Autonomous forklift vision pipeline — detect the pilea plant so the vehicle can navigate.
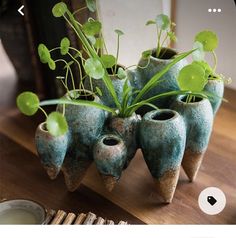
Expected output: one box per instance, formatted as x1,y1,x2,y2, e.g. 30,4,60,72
192,30,231,83
145,14,177,59
17,2,213,137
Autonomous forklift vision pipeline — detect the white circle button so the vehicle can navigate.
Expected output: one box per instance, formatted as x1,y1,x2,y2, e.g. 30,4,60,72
198,187,226,215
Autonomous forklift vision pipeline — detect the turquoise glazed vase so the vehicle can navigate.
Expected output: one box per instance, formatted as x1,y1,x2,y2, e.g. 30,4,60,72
171,96,214,182
93,134,127,191
106,113,141,168
35,90,107,192
204,79,224,115
139,109,186,203
35,122,68,179
134,48,188,108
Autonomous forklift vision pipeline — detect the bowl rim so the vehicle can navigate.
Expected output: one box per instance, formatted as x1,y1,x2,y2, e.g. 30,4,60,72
0,198,47,224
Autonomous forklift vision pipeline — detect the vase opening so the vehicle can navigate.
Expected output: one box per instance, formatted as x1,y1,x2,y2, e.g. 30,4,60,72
152,111,175,121
103,137,119,146
152,48,177,60
77,92,95,101
180,96,203,103
208,74,217,80
106,64,124,75
39,122,48,132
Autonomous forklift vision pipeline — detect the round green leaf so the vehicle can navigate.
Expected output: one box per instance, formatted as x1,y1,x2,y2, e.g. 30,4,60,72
52,2,67,17
16,92,39,116
117,67,127,79
60,37,70,55
46,112,68,137
142,50,152,59
192,41,205,61
155,14,170,30
85,0,96,12
82,20,101,36
115,29,124,36
84,58,105,79
177,63,207,91
48,59,56,70
38,44,51,64
195,30,218,52
192,61,213,78
100,54,116,68
145,20,156,26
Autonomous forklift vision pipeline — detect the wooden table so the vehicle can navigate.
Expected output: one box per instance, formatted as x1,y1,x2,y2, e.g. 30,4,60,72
0,89,236,224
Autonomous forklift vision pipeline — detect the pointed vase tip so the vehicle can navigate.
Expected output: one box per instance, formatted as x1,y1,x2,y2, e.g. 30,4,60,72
101,175,118,192
153,168,180,204
182,150,205,182
44,166,60,180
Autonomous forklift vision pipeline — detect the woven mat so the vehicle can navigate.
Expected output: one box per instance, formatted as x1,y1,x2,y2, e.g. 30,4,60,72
45,209,128,225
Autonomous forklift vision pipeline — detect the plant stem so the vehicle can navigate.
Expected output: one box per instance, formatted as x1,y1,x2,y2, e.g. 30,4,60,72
39,106,48,118
212,50,217,73
114,34,120,74
156,28,162,57
73,6,87,15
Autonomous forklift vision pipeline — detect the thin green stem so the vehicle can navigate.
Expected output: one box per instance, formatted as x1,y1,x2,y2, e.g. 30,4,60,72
156,28,162,57
39,106,48,118
114,35,120,74
68,52,83,85
212,51,217,73
73,6,87,15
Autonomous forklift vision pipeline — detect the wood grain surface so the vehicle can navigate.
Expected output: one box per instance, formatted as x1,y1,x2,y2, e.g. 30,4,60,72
0,89,235,224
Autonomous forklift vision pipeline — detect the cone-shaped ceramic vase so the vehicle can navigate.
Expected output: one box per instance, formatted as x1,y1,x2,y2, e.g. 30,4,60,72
139,109,186,203
133,48,188,109
93,134,127,191
35,122,68,179
171,96,213,182
36,90,106,191
204,79,224,115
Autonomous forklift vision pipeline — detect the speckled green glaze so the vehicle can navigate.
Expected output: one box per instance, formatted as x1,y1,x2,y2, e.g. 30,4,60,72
139,109,186,179
133,48,188,108
171,96,213,153
204,79,224,115
106,113,141,167
35,122,68,179
93,134,127,179
84,75,129,108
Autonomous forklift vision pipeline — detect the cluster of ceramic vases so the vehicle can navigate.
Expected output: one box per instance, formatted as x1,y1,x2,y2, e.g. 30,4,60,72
35,48,224,203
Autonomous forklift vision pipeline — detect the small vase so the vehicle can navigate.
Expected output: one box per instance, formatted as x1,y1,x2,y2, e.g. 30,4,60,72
35,122,68,179
204,79,224,115
56,90,106,191
139,109,186,203
136,48,188,109
93,134,127,191
107,113,141,168
171,96,214,182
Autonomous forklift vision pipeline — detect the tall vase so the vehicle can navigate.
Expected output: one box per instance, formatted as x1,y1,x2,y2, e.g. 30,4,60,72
204,79,224,115
171,96,214,182
35,122,68,179
93,134,127,191
55,90,106,191
139,109,186,203
106,113,141,168
132,48,188,109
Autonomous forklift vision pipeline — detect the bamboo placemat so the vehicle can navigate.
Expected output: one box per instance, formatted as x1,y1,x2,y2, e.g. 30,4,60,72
45,209,128,225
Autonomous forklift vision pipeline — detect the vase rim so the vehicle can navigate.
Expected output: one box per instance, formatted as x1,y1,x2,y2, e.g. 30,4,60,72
144,109,179,122
176,95,207,106
150,47,178,62
100,134,123,147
